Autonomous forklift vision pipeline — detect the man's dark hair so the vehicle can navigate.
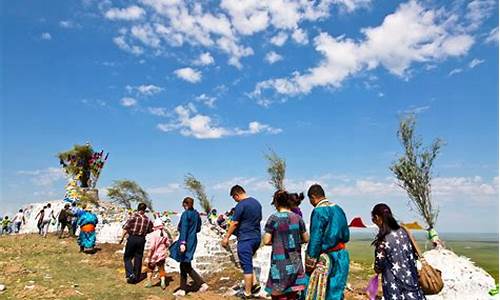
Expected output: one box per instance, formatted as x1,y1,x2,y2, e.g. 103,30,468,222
307,184,325,199
19,209,23,213
137,202,147,212
47,203,51,208
71,202,76,207
230,185,246,196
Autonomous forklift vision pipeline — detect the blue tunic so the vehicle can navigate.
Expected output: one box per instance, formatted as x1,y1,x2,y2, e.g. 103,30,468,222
77,211,98,249
170,209,201,262
306,202,350,300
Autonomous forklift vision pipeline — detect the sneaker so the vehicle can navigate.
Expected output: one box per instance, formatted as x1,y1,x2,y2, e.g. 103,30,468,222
198,283,209,292
173,289,186,297
251,283,261,295
144,282,153,288
160,277,166,290
236,291,253,299
126,275,137,284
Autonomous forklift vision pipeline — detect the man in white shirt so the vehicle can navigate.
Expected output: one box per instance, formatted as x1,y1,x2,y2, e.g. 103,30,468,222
41,203,55,237
12,209,26,233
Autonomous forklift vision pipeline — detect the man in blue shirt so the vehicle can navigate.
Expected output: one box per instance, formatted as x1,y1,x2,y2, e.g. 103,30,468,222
221,185,262,298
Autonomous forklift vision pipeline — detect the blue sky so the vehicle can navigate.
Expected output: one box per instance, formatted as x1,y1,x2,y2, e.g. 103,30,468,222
1,0,498,233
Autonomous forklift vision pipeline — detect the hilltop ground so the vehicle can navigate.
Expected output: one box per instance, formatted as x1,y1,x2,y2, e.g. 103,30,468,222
0,234,372,300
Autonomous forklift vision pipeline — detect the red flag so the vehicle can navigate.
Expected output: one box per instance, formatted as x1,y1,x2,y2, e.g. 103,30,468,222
349,217,367,228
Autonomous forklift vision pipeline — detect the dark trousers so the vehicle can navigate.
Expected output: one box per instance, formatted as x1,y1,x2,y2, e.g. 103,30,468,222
180,262,204,291
124,235,146,281
59,221,71,237
71,220,78,235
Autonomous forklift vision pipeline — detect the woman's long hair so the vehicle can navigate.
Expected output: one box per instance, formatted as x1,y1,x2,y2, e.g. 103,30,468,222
371,203,400,246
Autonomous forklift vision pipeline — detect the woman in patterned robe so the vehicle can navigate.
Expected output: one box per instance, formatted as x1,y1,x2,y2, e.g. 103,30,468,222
77,208,98,253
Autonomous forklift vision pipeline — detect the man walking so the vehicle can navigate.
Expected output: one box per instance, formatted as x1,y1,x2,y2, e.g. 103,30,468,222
12,209,26,233
41,203,55,237
304,184,350,300
57,204,73,238
221,185,262,298
120,203,153,284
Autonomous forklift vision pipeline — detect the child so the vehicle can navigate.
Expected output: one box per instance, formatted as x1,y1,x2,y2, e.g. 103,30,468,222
263,190,309,300
145,218,171,289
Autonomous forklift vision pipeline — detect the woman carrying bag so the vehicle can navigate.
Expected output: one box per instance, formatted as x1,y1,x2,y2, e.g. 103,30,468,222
371,203,427,300
169,197,209,297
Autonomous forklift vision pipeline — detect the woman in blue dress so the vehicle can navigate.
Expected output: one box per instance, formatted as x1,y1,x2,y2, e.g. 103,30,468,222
372,203,425,300
305,184,350,300
170,197,208,297
77,207,98,253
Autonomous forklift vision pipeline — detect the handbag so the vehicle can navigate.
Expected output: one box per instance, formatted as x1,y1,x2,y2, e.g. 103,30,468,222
402,226,444,295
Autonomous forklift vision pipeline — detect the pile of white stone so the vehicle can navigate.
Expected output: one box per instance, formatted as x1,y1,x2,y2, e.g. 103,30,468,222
424,248,497,300
18,200,127,244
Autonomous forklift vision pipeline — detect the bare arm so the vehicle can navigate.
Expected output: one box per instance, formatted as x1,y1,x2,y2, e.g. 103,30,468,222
262,232,272,245
224,221,239,240
301,232,310,243
119,229,128,244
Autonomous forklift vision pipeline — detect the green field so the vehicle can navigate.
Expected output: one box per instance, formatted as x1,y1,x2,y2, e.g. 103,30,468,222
348,231,499,283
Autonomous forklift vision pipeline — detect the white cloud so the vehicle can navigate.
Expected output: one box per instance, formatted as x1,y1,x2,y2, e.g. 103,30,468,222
17,167,65,187
403,105,430,114
147,107,169,116
235,121,283,135
105,5,145,21
270,31,288,46
41,32,52,40
131,24,161,48
448,68,463,76
485,27,498,44
327,175,498,203
148,183,182,195
432,176,499,201
126,84,164,96
156,104,281,139
465,0,496,31
196,94,217,108
59,20,77,28
264,51,283,64
291,28,308,45
193,52,215,66
213,177,271,192
174,67,202,83
105,0,368,68
120,97,137,107
252,1,475,101
468,58,484,68
113,35,144,55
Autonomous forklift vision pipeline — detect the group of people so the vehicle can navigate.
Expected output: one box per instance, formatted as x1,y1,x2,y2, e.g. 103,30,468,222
3,181,426,300
32,202,99,253
0,209,26,235
118,183,426,299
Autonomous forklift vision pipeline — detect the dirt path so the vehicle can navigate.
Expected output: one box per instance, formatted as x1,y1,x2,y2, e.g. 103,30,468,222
0,234,374,299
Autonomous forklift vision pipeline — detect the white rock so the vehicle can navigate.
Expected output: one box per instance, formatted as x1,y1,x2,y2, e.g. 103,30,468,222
423,248,497,300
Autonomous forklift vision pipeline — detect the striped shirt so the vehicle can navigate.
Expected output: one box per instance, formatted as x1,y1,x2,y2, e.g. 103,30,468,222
123,213,153,236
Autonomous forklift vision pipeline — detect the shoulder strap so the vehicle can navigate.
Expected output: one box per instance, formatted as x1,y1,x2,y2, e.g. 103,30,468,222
401,225,423,259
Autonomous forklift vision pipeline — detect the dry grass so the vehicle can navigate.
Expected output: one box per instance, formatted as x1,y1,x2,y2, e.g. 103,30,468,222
0,234,374,299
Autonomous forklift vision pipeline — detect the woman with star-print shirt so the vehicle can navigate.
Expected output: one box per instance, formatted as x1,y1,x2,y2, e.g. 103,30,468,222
371,203,426,300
